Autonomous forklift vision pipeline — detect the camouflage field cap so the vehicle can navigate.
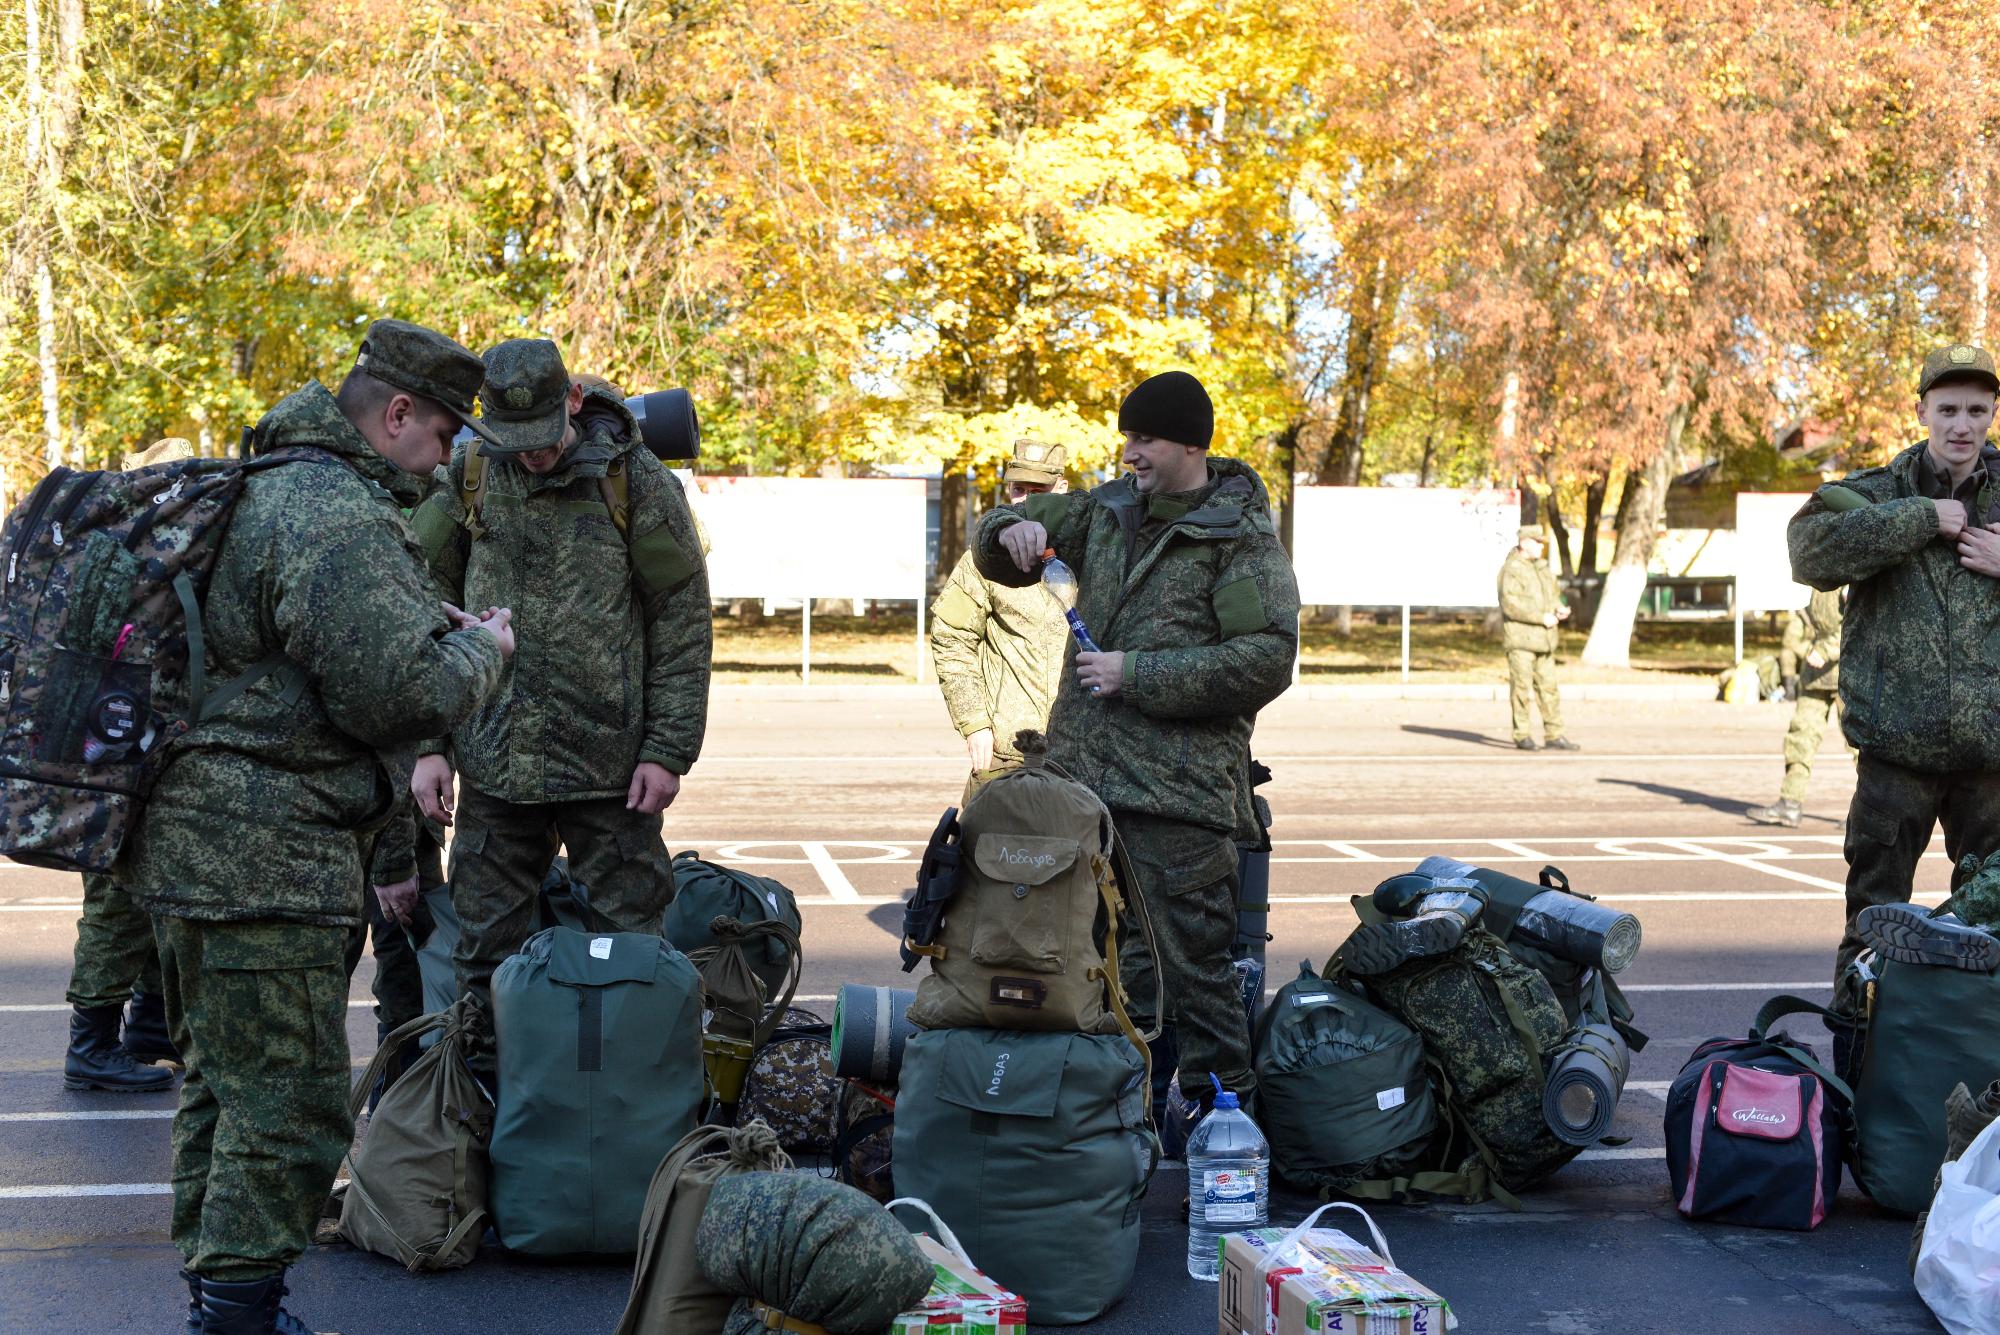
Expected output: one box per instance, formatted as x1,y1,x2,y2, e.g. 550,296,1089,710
477,338,572,454
1919,343,2000,396
1518,525,1545,544
122,437,195,471
352,319,503,447
1003,437,1067,485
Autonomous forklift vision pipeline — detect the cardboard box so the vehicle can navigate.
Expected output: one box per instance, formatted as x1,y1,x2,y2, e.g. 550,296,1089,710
891,1234,1028,1334
1218,1227,1451,1335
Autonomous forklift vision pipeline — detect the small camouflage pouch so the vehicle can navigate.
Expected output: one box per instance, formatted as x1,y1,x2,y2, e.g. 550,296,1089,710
737,1008,840,1154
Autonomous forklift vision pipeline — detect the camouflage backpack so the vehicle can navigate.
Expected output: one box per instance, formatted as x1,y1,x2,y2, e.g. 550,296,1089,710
0,452,322,871
736,1008,841,1154
1332,928,1577,1203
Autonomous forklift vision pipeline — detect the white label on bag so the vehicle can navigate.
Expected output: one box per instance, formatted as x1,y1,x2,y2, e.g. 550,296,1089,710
1377,1087,1407,1112
1203,1168,1260,1223
589,936,613,960
1290,993,1333,1007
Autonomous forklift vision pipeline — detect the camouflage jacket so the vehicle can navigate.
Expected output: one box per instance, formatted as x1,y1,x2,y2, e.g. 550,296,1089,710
972,457,1300,837
126,382,505,926
412,388,711,802
1498,550,1563,654
1789,441,2000,773
1779,588,1843,693
929,547,1068,763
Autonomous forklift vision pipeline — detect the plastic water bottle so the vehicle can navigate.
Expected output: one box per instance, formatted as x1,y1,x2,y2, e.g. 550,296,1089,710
1039,550,1101,652
1185,1077,1269,1281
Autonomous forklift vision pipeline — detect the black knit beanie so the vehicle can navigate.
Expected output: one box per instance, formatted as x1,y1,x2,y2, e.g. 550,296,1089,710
1117,371,1213,449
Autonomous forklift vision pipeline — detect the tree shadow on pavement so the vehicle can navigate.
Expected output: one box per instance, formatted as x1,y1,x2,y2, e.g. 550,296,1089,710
1599,777,1757,817
1401,724,1517,750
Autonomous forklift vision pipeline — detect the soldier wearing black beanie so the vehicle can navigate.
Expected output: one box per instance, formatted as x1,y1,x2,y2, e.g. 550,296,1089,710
1117,370,1214,449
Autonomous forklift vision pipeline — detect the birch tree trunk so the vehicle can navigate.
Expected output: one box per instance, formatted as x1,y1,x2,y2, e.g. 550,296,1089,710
1580,402,1690,668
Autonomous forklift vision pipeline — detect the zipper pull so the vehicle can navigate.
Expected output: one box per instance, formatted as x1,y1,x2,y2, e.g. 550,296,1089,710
50,521,63,548
6,552,16,584
0,670,11,703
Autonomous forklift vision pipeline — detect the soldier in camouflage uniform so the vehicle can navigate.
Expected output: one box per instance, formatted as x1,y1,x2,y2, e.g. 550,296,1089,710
930,439,1070,785
1498,527,1579,751
122,320,511,1334
974,371,1300,1111
1789,343,2000,992
409,340,712,1074
1748,588,1846,827
62,437,204,1095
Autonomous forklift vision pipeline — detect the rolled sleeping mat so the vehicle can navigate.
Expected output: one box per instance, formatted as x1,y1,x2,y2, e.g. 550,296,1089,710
1542,1022,1631,1146
1514,890,1642,975
831,984,917,1085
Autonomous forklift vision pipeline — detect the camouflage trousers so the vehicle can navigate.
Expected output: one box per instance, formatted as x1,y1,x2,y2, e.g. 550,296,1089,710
344,824,443,1035
1837,753,2000,995
1506,649,1565,742
154,916,352,1280
1779,691,1846,803
1113,812,1254,1105
65,872,161,1009
448,786,674,1069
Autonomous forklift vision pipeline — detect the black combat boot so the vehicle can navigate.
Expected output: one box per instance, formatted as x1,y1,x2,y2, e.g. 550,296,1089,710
1857,904,2000,973
122,989,181,1066
1747,797,1802,828
180,1269,202,1335
195,1271,315,1335
64,1005,174,1092
1339,889,1486,976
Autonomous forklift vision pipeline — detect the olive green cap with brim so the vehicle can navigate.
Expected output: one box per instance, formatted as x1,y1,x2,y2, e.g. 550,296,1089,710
351,319,505,448
1518,525,1546,544
475,338,573,455
1003,438,1067,486
1919,344,2000,397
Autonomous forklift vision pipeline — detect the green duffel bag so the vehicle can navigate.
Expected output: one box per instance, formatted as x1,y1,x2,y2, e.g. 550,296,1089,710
488,926,705,1255
891,1027,1156,1325
1851,956,2000,1215
1337,927,1576,1202
1254,962,1437,1198
667,850,801,1000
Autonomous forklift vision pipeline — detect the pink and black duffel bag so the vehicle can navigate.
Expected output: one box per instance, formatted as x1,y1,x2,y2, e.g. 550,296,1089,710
1665,995,1853,1231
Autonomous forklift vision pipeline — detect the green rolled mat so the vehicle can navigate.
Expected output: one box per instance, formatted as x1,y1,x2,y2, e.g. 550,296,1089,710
1542,1022,1630,1147
696,1172,933,1335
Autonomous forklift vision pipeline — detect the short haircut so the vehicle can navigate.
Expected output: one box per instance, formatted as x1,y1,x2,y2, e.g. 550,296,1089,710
335,368,451,425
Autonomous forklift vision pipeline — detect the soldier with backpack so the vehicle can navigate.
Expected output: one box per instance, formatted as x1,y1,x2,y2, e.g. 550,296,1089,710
61,437,198,1095
973,370,1300,1117
119,320,515,1335
408,338,712,1077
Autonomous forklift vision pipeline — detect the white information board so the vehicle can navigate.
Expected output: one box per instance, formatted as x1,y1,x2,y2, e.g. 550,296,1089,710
1734,492,1813,613
690,476,927,600
1291,484,1522,606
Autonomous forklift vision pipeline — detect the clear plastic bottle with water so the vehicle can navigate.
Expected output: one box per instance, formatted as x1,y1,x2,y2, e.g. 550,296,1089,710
1185,1079,1269,1281
1039,549,1101,651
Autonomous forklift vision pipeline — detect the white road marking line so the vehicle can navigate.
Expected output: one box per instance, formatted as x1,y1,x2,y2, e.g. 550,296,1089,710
1485,839,1551,861
1321,842,1382,861
694,753,1841,765
799,843,861,902
0,1111,175,1122
1575,1147,1666,1161
0,1183,171,1198
1652,838,1846,891
1616,982,1828,992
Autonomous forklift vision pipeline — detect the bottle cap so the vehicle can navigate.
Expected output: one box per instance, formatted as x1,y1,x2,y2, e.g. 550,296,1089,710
1041,546,1057,560
1210,1072,1237,1110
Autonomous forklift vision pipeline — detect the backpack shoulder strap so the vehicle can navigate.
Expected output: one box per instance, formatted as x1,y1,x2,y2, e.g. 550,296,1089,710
459,445,489,539
598,458,630,540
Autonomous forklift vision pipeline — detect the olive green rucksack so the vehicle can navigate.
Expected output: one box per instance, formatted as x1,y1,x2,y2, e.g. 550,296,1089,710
1334,928,1577,1204
902,759,1159,1060
667,850,802,1001
1253,963,1437,1198
487,927,706,1255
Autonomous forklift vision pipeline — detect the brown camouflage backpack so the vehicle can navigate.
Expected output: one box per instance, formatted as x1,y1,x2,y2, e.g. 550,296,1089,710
736,1008,840,1154
0,451,322,871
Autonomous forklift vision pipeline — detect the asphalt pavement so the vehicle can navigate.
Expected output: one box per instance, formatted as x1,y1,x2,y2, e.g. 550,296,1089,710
0,692,1954,1334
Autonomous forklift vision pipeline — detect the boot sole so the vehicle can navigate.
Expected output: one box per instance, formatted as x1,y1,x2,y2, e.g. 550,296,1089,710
1857,904,2000,973
1747,811,1801,828
1340,915,1466,976
62,1074,176,1092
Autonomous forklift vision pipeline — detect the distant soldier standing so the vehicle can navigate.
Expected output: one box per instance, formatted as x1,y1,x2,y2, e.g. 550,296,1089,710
1498,527,1579,751
124,321,512,1334
1789,343,2000,996
975,371,1300,1114
1748,588,1845,827
61,438,197,1095
409,339,712,1076
930,439,1070,782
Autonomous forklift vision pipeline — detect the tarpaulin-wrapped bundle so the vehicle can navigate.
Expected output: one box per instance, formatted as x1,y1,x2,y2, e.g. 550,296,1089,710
695,1172,933,1335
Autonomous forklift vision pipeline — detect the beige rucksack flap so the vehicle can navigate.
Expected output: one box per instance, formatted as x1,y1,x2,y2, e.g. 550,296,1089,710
614,1122,792,1335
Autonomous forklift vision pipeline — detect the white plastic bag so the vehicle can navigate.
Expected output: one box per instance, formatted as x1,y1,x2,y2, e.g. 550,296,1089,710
1915,1113,2000,1335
